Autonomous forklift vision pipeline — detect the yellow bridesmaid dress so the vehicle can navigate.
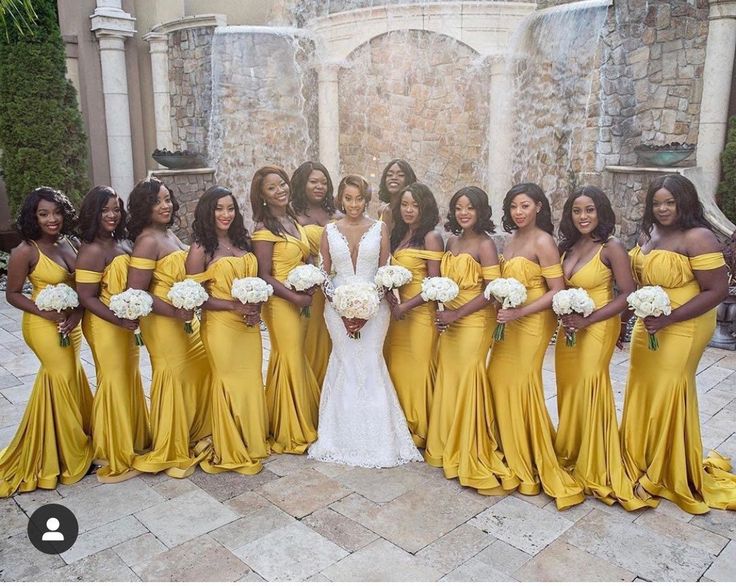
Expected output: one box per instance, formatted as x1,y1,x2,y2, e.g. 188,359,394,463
0,243,93,496
554,246,646,511
621,248,736,514
425,252,519,495
130,251,213,477
195,254,265,473
384,248,444,448
77,255,151,481
302,223,331,388
488,257,584,510
252,226,319,454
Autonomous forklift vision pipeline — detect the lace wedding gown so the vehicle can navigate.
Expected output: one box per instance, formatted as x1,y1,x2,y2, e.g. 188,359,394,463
307,221,423,468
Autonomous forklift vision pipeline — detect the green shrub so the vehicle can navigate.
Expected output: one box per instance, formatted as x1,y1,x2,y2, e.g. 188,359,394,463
717,115,736,225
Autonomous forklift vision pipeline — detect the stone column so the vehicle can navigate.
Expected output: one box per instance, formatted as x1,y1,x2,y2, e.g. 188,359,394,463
317,63,341,180
90,0,136,198
143,32,174,154
487,56,513,217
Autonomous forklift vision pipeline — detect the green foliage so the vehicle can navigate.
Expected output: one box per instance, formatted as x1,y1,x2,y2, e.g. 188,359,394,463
0,0,88,215
0,0,37,39
717,115,736,225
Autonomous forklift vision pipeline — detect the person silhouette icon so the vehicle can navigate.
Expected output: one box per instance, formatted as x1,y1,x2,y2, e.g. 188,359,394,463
41,517,64,541
28,504,78,554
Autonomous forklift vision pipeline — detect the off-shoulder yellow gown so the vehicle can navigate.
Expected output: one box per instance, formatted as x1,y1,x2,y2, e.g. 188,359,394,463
384,248,444,448
554,247,645,510
130,251,213,477
425,253,518,495
196,254,265,473
488,257,584,510
252,227,319,454
302,223,331,388
0,244,93,496
77,254,151,481
621,248,736,514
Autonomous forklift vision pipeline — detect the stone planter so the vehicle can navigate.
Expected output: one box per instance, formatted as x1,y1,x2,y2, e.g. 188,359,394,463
709,289,736,350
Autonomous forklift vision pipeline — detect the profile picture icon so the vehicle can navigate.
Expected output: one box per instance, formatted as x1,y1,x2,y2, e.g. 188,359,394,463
42,517,64,541
27,504,79,554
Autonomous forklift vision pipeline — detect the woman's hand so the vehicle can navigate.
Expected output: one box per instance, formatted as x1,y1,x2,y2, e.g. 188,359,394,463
643,314,672,334
173,307,194,322
391,302,408,321
435,308,458,332
39,309,67,324
496,307,524,324
560,313,590,332
342,316,366,335
59,310,83,336
293,292,314,309
117,318,139,332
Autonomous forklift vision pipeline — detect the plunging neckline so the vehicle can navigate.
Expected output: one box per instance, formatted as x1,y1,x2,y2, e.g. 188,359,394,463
563,245,603,281
333,221,380,273
32,239,74,275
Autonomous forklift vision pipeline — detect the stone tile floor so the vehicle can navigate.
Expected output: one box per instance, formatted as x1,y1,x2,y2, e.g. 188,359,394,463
0,295,735,582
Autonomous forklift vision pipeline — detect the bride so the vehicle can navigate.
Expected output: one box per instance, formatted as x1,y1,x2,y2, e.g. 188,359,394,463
307,175,422,468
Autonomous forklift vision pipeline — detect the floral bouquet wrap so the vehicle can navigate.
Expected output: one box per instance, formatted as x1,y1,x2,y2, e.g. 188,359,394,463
285,264,325,317
231,277,273,327
420,276,459,312
167,278,209,333
332,281,380,339
374,265,412,303
35,283,79,347
626,285,671,350
552,288,596,347
484,277,527,342
109,289,153,346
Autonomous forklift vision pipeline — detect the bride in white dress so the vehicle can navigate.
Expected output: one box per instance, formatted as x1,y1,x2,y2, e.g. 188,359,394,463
307,174,422,468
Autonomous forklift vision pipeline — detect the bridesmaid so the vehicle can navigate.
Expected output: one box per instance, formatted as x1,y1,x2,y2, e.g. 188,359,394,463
621,174,736,514
426,186,518,496
554,186,646,511
0,187,93,496
76,186,151,483
291,161,336,387
385,182,444,448
126,177,213,478
251,165,320,454
377,159,418,232
487,183,584,510
185,185,265,473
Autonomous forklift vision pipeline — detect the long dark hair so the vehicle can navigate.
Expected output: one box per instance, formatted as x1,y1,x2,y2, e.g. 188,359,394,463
378,159,417,204
78,185,127,243
444,186,496,235
290,161,336,216
16,186,78,241
250,165,298,237
641,174,715,239
191,186,251,257
127,177,179,241
390,182,440,251
558,186,616,254
501,182,554,235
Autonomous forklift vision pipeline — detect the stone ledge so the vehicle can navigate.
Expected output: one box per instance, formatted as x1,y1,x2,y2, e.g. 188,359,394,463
604,165,697,174
149,168,215,177
149,14,227,36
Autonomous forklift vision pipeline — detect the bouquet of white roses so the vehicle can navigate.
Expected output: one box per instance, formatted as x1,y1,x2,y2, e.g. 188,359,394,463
231,277,273,327
484,277,527,341
285,264,325,317
552,288,596,347
332,281,380,339
167,278,209,333
35,283,79,347
420,276,459,312
626,285,671,350
374,265,412,303
109,289,153,346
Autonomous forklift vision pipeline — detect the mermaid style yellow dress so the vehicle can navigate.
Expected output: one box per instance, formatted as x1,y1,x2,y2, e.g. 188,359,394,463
621,248,736,514
252,227,320,454
196,254,265,473
77,255,151,481
488,257,585,510
425,253,519,495
554,247,645,511
302,223,331,388
130,251,213,477
384,248,444,448
0,245,93,496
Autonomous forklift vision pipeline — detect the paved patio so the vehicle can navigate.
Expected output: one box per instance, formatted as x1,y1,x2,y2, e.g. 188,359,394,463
0,294,735,582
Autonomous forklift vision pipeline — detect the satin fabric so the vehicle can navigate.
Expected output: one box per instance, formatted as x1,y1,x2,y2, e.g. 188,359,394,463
302,223,331,388
621,248,736,514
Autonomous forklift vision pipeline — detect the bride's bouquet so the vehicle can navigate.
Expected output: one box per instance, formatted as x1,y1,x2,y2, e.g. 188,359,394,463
552,288,596,347
484,278,527,342
35,283,79,347
420,276,459,312
627,285,671,351
167,278,209,333
285,264,325,317
374,265,412,303
109,289,153,346
332,281,380,339
231,277,273,327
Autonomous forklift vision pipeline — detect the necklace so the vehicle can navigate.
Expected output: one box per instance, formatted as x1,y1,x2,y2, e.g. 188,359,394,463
218,240,234,252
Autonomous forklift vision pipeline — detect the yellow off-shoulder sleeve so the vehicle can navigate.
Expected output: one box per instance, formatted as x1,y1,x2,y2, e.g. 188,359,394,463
690,252,726,271
541,263,564,279
243,253,258,277
129,256,157,270
251,229,282,243
412,250,445,261
75,268,103,284
481,265,501,280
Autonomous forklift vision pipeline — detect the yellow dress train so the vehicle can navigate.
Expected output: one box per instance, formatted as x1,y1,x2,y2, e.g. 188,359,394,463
130,251,212,477
621,248,736,514
488,257,584,510
554,247,646,511
384,248,443,448
252,227,319,454
0,247,93,496
425,253,519,495
77,255,151,481
302,223,331,388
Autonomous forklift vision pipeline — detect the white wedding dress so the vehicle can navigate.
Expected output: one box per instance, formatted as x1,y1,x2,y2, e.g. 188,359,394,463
307,220,423,468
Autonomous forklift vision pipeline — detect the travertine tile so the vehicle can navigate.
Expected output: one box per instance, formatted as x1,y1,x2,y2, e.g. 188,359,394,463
415,524,495,574
35,549,139,582
210,504,295,552
634,508,728,555
263,453,314,477
335,465,424,503
257,468,351,518
12,487,62,515
112,532,168,569
302,507,378,552
61,515,148,564
0,530,65,581
472,537,533,575
55,472,101,497
223,490,272,517
189,467,279,502
690,507,736,540
309,459,354,479
440,554,517,582
704,540,736,582
152,477,199,500
0,497,27,538
696,365,734,391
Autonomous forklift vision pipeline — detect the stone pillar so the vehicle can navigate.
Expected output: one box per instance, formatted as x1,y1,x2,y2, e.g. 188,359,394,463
143,32,174,154
90,0,136,198
317,63,341,181
487,56,513,218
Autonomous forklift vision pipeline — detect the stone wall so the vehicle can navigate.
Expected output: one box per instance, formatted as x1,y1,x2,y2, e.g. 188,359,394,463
151,168,216,242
